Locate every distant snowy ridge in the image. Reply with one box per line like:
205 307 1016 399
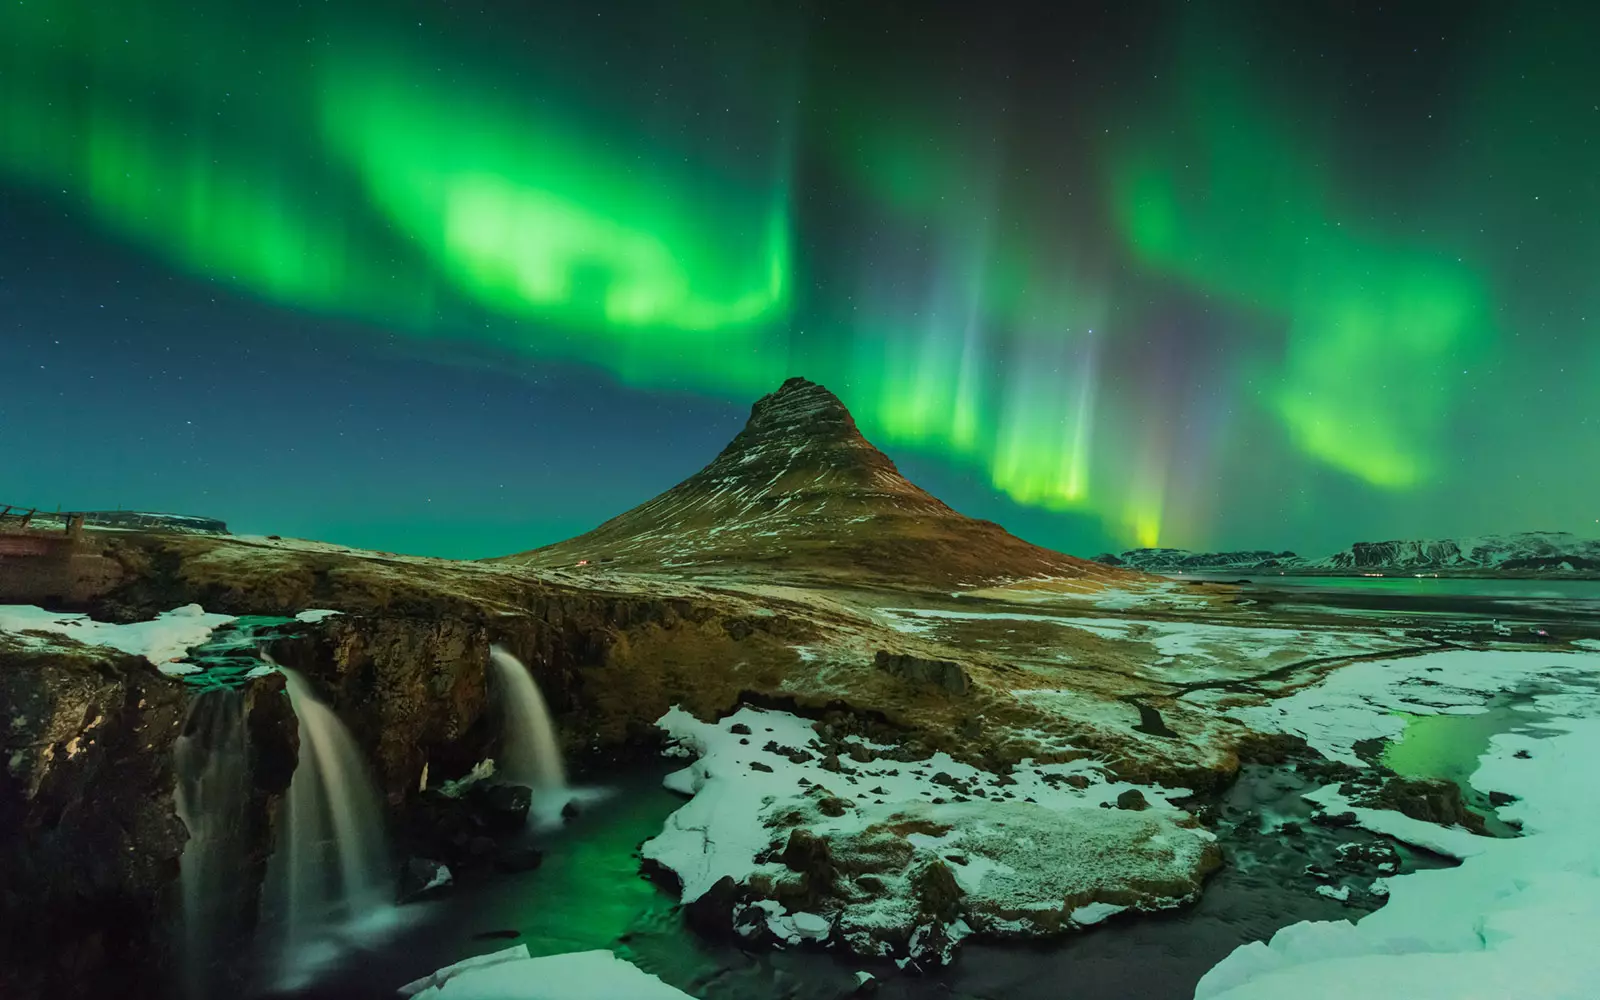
1095 531 1600 576
1315 531 1600 573
1094 549 1308 573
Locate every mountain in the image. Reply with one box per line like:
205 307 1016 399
502 377 1127 587
1315 532 1600 573
1094 532 1600 577
1094 548 1308 574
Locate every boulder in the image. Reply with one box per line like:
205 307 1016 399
1116 789 1149 811
1358 777 1486 833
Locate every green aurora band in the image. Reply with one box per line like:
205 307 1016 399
3 1 1594 549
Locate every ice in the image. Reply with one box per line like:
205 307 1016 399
0 603 236 672
1197 649 1600 1000
1227 648 1600 766
399 947 692 999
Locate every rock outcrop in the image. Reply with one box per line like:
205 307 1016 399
0 627 297 1000
1 639 184 998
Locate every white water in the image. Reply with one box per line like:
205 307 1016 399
269 665 396 988
488 645 567 796
174 689 249 1000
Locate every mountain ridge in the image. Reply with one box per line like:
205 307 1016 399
1097 531 1600 577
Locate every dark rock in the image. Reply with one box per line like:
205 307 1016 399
400 858 454 902
468 835 497 857
730 723 752 735
684 875 744 940
1358 777 1485 833
561 798 581 822
911 860 962 924
854 874 886 893
873 650 971 696
494 845 544 874
788 750 815 764
473 929 522 940
780 829 839 902
1487 790 1517 808
1514 750 1532 759
1115 789 1148 811
1064 774 1091 790
817 796 851 818
1 642 194 1000
1313 810 1359 828
1279 821 1303 837
471 783 533 833
750 760 774 773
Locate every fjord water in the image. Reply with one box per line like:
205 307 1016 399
489 645 567 797
174 689 251 1000
266 667 396 990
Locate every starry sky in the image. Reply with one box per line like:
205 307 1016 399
2 0 1597 559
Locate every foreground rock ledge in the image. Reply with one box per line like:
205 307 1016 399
643 705 1222 967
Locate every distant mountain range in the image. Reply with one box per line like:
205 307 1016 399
1096 532 1600 577
502 377 1129 587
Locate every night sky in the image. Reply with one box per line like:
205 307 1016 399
3 0 1597 559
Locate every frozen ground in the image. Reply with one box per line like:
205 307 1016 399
0 603 236 672
1198 647 1600 999
879 606 1409 679
640 705 1217 967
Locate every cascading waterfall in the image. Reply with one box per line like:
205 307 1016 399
174 689 250 1000
267 665 395 988
488 645 567 795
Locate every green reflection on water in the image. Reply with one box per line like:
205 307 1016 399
1379 707 1528 788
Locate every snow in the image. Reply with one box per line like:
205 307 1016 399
1198 648 1600 1000
642 705 1215 963
399 947 692 999
295 608 342 623
1226 648 1597 767
0 603 236 673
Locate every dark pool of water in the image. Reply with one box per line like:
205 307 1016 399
262 758 1455 1000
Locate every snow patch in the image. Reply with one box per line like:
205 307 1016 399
0 603 236 672
399 947 692 999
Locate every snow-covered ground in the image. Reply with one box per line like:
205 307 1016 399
0 603 237 673
641 705 1216 966
399 946 692 999
1199 647 1600 999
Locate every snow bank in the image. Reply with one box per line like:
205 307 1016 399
399 947 691 999
1227 648 1599 766
1199 648 1600 1000
0 603 236 673
642 706 1217 965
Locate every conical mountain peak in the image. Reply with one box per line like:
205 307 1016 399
504 378 1120 587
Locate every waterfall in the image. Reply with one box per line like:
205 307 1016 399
174 689 250 1000
488 645 566 794
268 665 395 987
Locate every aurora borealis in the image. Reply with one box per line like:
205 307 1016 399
3 0 1597 557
